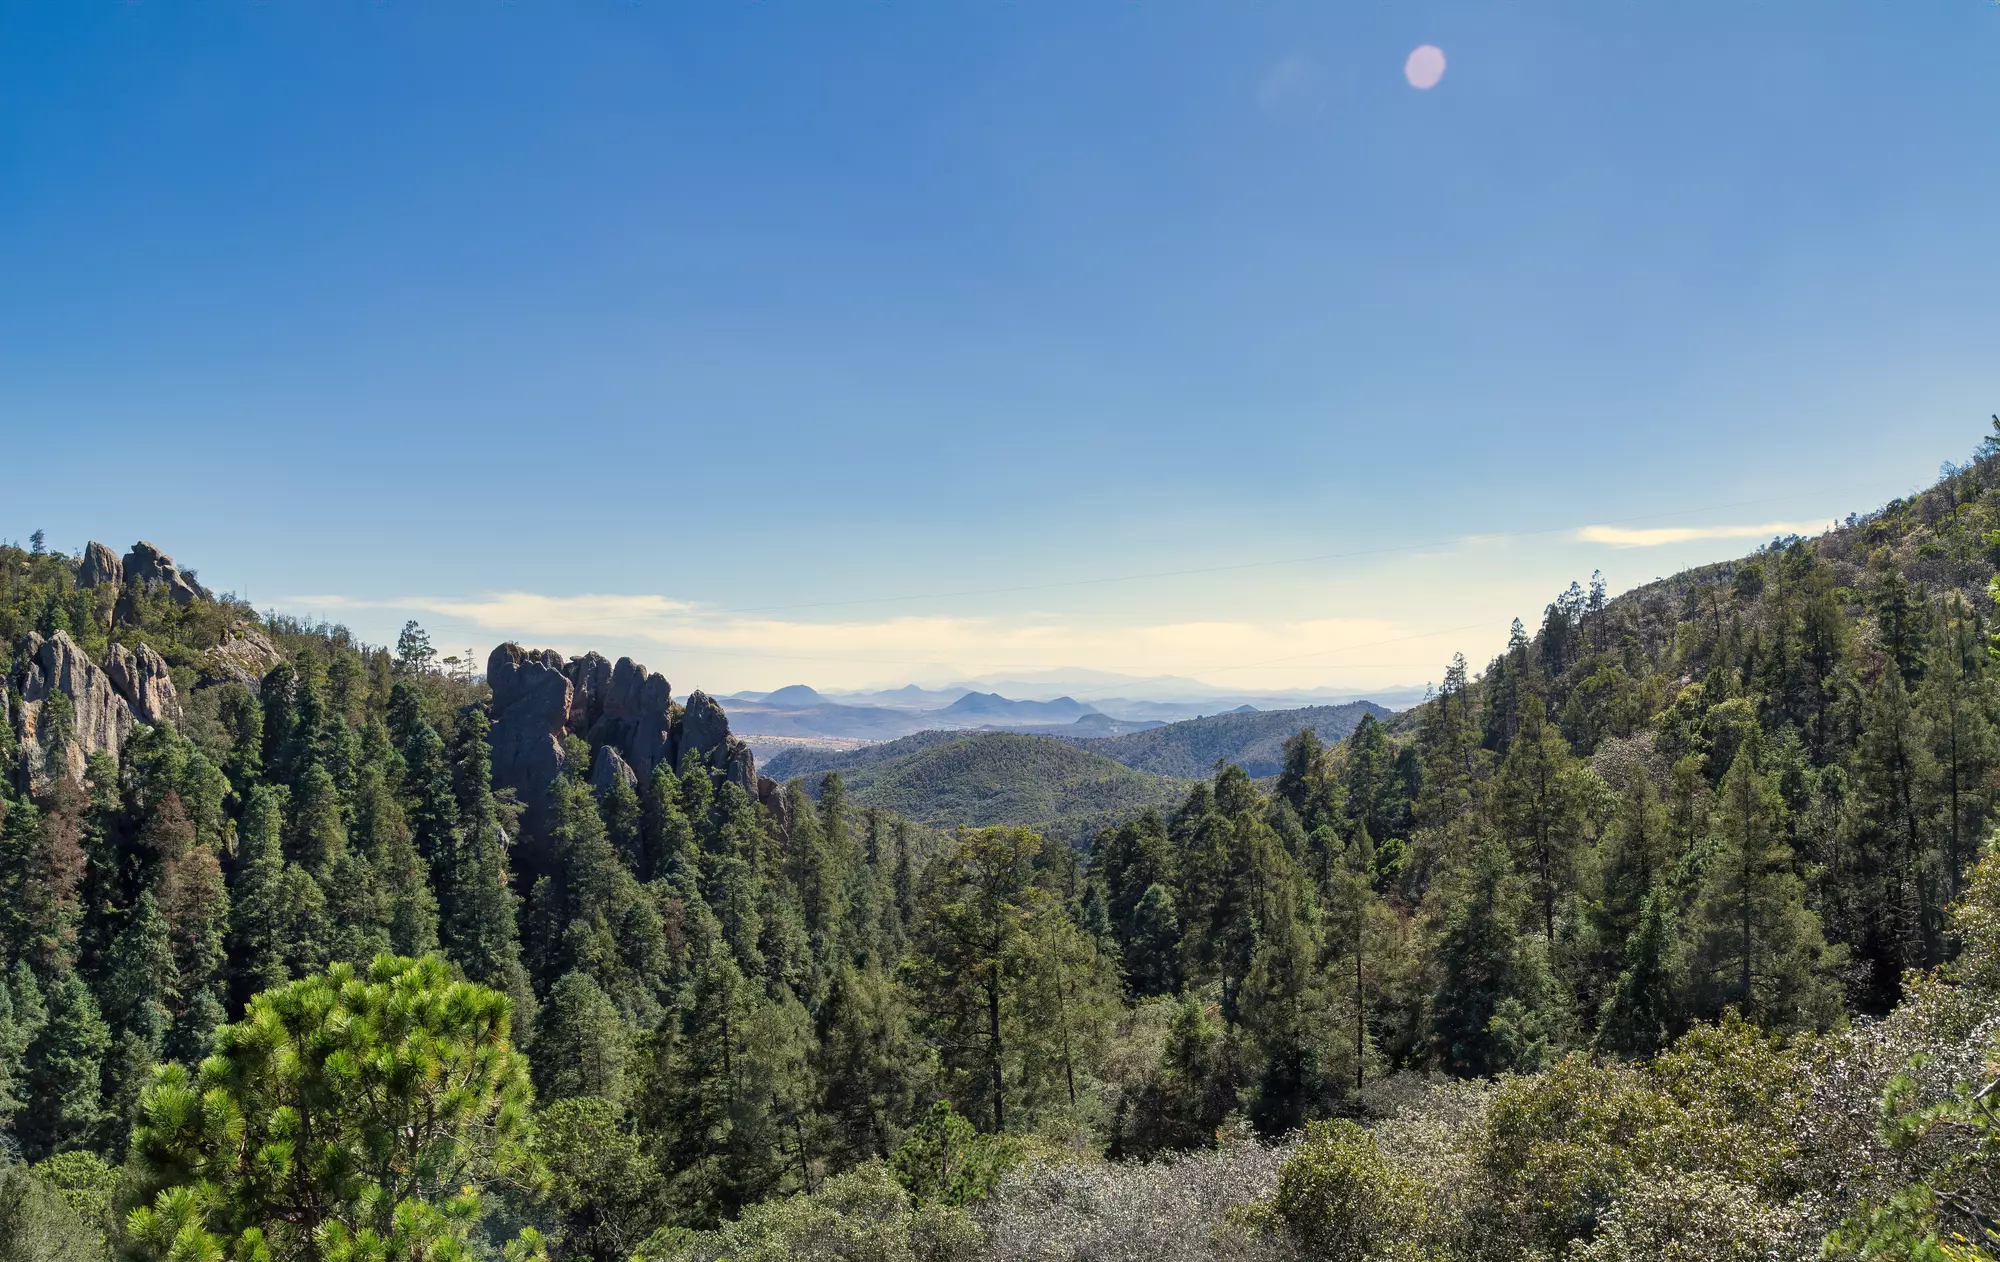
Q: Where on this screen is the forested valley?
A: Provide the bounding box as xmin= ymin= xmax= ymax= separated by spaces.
xmin=8 ymin=425 xmax=2000 ymax=1261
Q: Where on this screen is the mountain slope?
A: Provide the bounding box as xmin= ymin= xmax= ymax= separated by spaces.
xmin=1077 ymin=700 xmax=1393 ymax=778
xmin=773 ymin=730 xmax=1188 ymax=835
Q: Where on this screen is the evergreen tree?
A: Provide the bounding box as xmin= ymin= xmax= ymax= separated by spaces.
xmin=1425 ymin=839 xmax=1559 ymax=1076
xmin=448 ymin=709 xmax=534 ymax=1022
xmin=95 ymin=891 xmax=173 ymax=1135
xmin=18 ymin=970 xmax=109 ymax=1158
xmin=0 ymin=962 xmax=47 ymax=1138
xmin=141 ymin=792 xmax=228 ymax=1061
xmin=1690 ymin=745 xmax=1841 ymax=1031
xmin=534 ymin=970 xmax=632 ymax=1104
xmin=640 ymin=937 xmax=815 ymax=1224
xmin=813 ymin=963 xmax=928 ymax=1165
xmin=1495 ymin=705 xmax=1588 ymax=945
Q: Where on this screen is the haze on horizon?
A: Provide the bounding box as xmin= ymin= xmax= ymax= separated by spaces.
xmin=3 ymin=2 xmax=1994 ymax=696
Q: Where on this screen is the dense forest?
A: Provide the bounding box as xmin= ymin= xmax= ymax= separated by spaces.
xmin=5 ymin=423 xmax=2000 ymax=1262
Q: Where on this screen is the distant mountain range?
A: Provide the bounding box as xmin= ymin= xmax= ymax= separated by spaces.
xmin=763 ymin=731 xmax=1189 ymax=840
xmin=1073 ymin=701 xmax=1390 ymax=778
xmin=761 ymin=699 xmax=1393 ymax=825
xmin=723 ymin=672 xmax=1416 ymax=764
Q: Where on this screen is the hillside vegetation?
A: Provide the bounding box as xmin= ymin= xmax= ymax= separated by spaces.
xmin=774 ymin=730 xmax=1189 ymax=835
xmin=6 ymin=421 xmax=2000 ymax=1262
xmin=1076 ymin=700 xmax=1391 ymax=778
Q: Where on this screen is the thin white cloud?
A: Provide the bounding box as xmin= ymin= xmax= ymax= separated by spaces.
xmin=289 ymin=590 xmax=1424 ymax=690
xmin=1576 ymin=520 xmax=1831 ymax=548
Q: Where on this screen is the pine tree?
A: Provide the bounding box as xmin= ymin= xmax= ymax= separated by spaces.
xmin=1919 ymin=604 xmax=1996 ymax=903
xmin=1238 ymin=861 xmax=1335 ymax=1136
xmin=1118 ymin=995 xmax=1236 ymax=1159
xmin=1425 ymin=839 xmax=1559 ymax=1076
xmin=534 ymin=971 xmax=632 ymax=1104
xmin=1594 ymin=891 xmax=1687 ymax=1058
xmin=97 ymin=891 xmax=174 ymax=1132
xmin=287 ymin=764 xmax=347 ymax=880
xmin=1495 ymin=704 xmax=1587 ymax=945
xmin=0 ymin=962 xmax=46 ymax=1137
xmin=1690 ymin=746 xmax=1841 ymax=1031
xmin=640 ymin=763 xmax=700 ymax=893
xmin=0 ymin=797 xmax=85 ymax=975
xmin=904 ymin=827 xmax=1056 ymax=1134
xmin=813 ymin=963 xmax=929 ymax=1164
xmin=19 ymin=970 xmax=109 ymax=1158
xmin=446 ymin=710 xmax=533 ymax=1022
xmin=143 ymin=792 xmax=229 ymax=1060
xmin=1851 ymin=665 xmax=1942 ymax=997
xmin=640 ymin=937 xmax=814 ymax=1223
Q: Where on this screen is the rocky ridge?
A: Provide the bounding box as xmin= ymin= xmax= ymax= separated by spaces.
xmin=487 ymin=642 xmax=776 ymax=873
xmin=7 ymin=540 xmax=272 ymax=790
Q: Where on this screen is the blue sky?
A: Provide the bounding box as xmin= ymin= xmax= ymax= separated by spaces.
xmin=3 ymin=2 xmax=1995 ymax=694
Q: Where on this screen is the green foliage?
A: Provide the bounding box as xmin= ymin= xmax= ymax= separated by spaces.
xmin=0 ymin=1162 xmax=103 ymax=1262
xmin=639 ymin=1161 xmax=979 ymax=1262
xmin=888 ymin=1102 xmax=1022 ymax=1208
xmin=1253 ymin=1119 xmax=1434 ymax=1261
xmin=125 ymin=954 xmax=539 ymax=1262
xmin=777 ymin=732 xmax=1189 ymax=837
xmin=530 ymin=1096 xmax=663 ymax=1262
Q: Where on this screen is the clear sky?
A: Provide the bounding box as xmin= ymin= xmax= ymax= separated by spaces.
xmin=3 ymin=2 xmax=1995 ymax=696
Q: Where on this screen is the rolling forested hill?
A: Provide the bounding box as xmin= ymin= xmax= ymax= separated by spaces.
xmin=767 ymin=729 xmax=1189 ymax=835
xmin=1074 ymin=700 xmax=1391 ymax=777
xmin=9 ymin=421 xmax=2000 ymax=1262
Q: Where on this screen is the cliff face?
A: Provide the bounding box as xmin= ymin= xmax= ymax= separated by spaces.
xmin=12 ymin=629 xmax=180 ymax=787
xmin=486 ymin=642 xmax=760 ymax=873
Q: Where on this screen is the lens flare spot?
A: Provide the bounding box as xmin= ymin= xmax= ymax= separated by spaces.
xmin=1405 ymin=45 xmax=1446 ymax=90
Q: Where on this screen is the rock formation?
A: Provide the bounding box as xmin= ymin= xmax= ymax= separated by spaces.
xmin=725 ymin=739 xmax=757 ymax=795
xmin=15 ymin=631 xmax=139 ymax=785
xmin=488 ymin=643 xmax=574 ymax=874
xmin=756 ymin=775 xmax=790 ymax=837
xmin=199 ymin=626 xmax=285 ymax=689
xmin=590 ymin=746 xmax=638 ymax=797
xmin=484 ymin=645 xmax=757 ymax=859
xmin=106 ymin=642 xmax=182 ymax=727
xmin=121 ymin=541 xmax=209 ymax=607
xmin=77 ymin=541 xmax=123 ymax=590
xmin=564 ymin=652 xmax=613 ymax=737
xmin=589 ymin=656 xmax=675 ymax=780
xmin=680 ymin=691 xmax=731 ymax=768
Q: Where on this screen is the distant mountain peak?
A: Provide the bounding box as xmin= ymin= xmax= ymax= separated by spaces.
xmin=763 ymin=684 xmax=829 ymax=708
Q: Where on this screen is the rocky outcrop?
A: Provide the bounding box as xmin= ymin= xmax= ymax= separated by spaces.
xmin=77 ymin=542 xmax=123 ymax=590
xmin=488 ymin=643 xmax=574 ymax=874
xmin=564 ymin=653 xmax=613 ymax=737
xmin=590 ymin=746 xmax=638 ymax=798
xmin=14 ymin=631 xmax=138 ymax=784
xmin=107 ymin=642 xmax=181 ymax=727
xmin=121 ymin=542 xmax=208 ymax=608
xmin=756 ymin=775 xmax=790 ymax=837
xmin=590 ymin=657 xmax=674 ymax=780
xmin=724 ymin=738 xmax=757 ymax=795
xmin=679 ymin=691 xmax=732 ymax=769
xmin=199 ymin=626 xmax=285 ymax=689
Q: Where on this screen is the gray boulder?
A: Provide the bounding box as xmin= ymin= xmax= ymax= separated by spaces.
xmin=106 ymin=642 xmax=181 ymax=727
xmin=590 ymin=656 xmax=674 ymax=780
xmin=590 ymin=746 xmax=638 ymax=798
xmin=15 ymin=631 xmax=138 ymax=785
xmin=564 ymin=652 xmax=612 ymax=737
xmin=756 ymin=775 xmax=790 ymax=838
xmin=121 ymin=541 xmax=208 ymax=607
xmin=724 ymin=738 xmax=757 ymax=795
xmin=77 ymin=542 xmax=123 ymax=590
xmin=199 ymin=626 xmax=285 ymax=689
xmin=678 ymin=690 xmax=732 ymax=771
xmin=488 ymin=643 xmax=574 ymax=874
